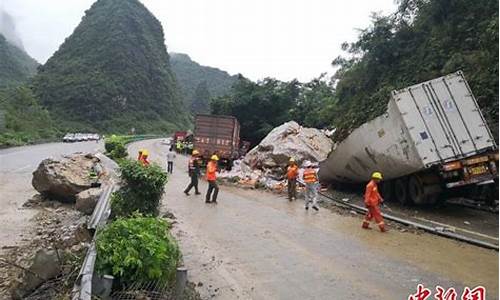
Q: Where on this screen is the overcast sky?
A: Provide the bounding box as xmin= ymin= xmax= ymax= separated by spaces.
xmin=2 ymin=0 xmax=397 ymax=82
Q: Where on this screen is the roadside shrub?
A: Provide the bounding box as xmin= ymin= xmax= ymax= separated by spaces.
xmin=104 ymin=136 xmax=127 ymax=161
xmin=111 ymin=159 xmax=168 ymax=217
xmin=95 ymin=215 xmax=181 ymax=286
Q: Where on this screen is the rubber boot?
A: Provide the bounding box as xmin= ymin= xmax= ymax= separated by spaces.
xmin=362 ymin=221 xmax=371 ymax=229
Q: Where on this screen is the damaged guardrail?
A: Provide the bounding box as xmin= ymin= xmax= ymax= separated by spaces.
xmin=72 ymin=153 xmax=120 ymax=300
xmin=71 ymin=182 xmax=117 ymax=300
xmin=318 ymin=191 xmax=499 ymax=251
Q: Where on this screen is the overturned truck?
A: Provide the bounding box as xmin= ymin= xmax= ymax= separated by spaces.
xmin=319 ymin=71 xmax=498 ymax=205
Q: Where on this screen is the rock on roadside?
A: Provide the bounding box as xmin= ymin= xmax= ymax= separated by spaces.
xmin=75 ymin=188 xmax=102 ymax=215
xmin=32 ymin=153 xmax=104 ymax=202
xmin=10 ymin=249 xmax=62 ymax=300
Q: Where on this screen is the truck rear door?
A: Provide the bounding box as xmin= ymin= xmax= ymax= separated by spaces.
xmin=392 ymin=71 xmax=496 ymax=167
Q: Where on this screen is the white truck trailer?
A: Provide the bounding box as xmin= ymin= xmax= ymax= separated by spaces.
xmin=318 ymin=71 xmax=498 ymax=204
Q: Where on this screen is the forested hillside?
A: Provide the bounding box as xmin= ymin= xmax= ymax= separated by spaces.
xmin=329 ymin=0 xmax=498 ymax=141
xmin=0 ymin=86 xmax=58 ymax=146
xmin=0 ymin=34 xmax=39 ymax=88
xmin=32 ymin=0 xmax=190 ymax=133
xmin=212 ymin=0 xmax=499 ymax=145
xmin=170 ymin=53 xmax=237 ymax=114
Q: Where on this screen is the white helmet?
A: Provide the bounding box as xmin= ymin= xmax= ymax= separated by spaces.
xmin=303 ymin=160 xmax=312 ymax=168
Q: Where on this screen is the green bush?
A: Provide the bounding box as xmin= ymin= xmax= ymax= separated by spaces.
xmin=95 ymin=215 xmax=181 ymax=286
xmin=104 ymin=136 xmax=128 ymax=161
xmin=111 ymin=159 xmax=168 ymax=217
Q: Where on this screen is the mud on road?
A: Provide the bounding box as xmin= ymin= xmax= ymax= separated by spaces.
xmin=0 ymin=141 xmax=102 ymax=254
xmin=321 ymin=188 xmax=498 ymax=247
xmin=131 ymin=139 xmax=499 ymax=300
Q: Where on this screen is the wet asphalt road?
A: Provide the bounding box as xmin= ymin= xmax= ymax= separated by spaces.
xmin=131 ymin=139 xmax=499 ymax=300
xmin=0 ymin=141 xmax=103 ymax=253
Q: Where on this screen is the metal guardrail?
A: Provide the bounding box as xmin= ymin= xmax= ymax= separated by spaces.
xmin=72 ymin=152 xmax=120 ymax=300
xmin=318 ymin=191 xmax=499 ymax=251
xmin=88 ymin=184 xmax=116 ymax=230
xmin=72 ymin=182 xmax=116 ymax=300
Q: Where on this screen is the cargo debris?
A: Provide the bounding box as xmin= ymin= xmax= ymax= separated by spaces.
xmin=219 ymin=121 xmax=333 ymax=193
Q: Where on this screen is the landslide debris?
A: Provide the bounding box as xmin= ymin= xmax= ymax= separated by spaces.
xmin=220 ymin=121 xmax=333 ymax=191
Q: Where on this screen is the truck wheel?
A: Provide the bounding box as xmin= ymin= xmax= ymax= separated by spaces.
xmin=409 ymin=174 xmax=441 ymax=205
xmin=394 ymin=178 xmax=409 ymax=205
xmin=408 ymin=174 xmax=425 ymax=205
xmin=379 ymin=180 xmax=394 ymax=202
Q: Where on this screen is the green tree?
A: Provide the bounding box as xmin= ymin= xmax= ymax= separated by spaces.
xmin=291 ymin=74 xmax=336 ymax=129
xmin=211 ymin=76 xmax=300 ymax=145
xmin=170 ymin=53 xmax=237 ymax=112
xmin=0 ymin=34 xmax=39 ymax=88
xmin=0 ymin=86 xmax=58 ymax=146
xmin=329 ymin=0 xmax=498 ymax=141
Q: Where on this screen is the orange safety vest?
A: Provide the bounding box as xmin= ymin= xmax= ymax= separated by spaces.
xmin=303 ymin=168 xmax=317 ymax=183
xmin=206 ymin=161 xmax=217 ymax=181
xmin=287 ymin=165 xmax=299 ymax=180
xmin=364 ymin=180 xmax=381 ymax=207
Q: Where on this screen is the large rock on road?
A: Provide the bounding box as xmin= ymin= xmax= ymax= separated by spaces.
xmin=243 ymin=121 xmax=333 ymax=169
xmin=32 ymin=153 xmax=103 ymax=201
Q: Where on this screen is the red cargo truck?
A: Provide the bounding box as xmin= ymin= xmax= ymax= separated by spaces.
xmin=172 ymin=131 xmax=187 ymax=142
xmin=194 ymin=114 xmax=241 ymax=168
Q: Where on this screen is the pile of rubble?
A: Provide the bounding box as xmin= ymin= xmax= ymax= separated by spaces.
xmin=219 ymin=121 xmax=333 ymax=192
xmin=0 ymin=153 xmax=114 ymax=299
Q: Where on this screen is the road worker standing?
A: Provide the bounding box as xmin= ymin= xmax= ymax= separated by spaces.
xmin=184 ymin=150 xmax=201 ymax=195
xmin=137 ymin=149 xmax=144 ymax=161
xmin=140 ymin=150 xmax=150 ymax=166
xmin=287 ymin=158 xmax=299 ymax=201
xmin=362 ymin=172 xmax=386 ymax=232
xmin=166 ymin=147 xmax=176 ymax=174
xmin=205 ymin=155 xmax=219 ymax=203
xmin=302 ymin=160 xmax=319 ymax=211
xmin=176 ymin=140 xmax=182 ymax=153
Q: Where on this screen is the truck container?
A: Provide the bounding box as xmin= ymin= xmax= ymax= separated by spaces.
xmin=318 ymin=71 xmax=498 ymax=205
xmin=194 ymin=114 xmax=241 ymax=165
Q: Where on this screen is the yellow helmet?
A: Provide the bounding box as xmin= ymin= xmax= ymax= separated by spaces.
xmin=210 ymin=155 xmax=219 ymax=161
xmin=192 ymin=150 xmax=200 ymax=155
xmin=142 ymin=150 xmax=149 ymax=157
xmin=289 ymin=157 xmax=295 ymax=162
xmin=372 ymin=172 xmax=383 ymax=180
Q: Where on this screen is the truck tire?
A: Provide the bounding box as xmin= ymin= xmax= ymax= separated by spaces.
xmin=379 ymin=180 xmax=394 ymax=202
xmin=408 ymin=174 xmax=441 ymax=205
xmin=408 ymin=174 xmax=425 ymax=205
xmin=394 ymin=178 xmax=409 ymax=205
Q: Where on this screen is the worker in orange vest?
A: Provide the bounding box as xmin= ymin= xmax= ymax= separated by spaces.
xmin=140 ymin=150 xmax=150 ymax=166
xmin=362 ymin=172 xmax=386 ymax=232
xmin=137 ymin=149 xmax=144 ymax=161
xmin=205 ymin=155 xmax=219 ymax=203
xmin=302 ymin=160 xmax=319 ymax=211
xmin=287 ymin=158 xmax=299 ymax=201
